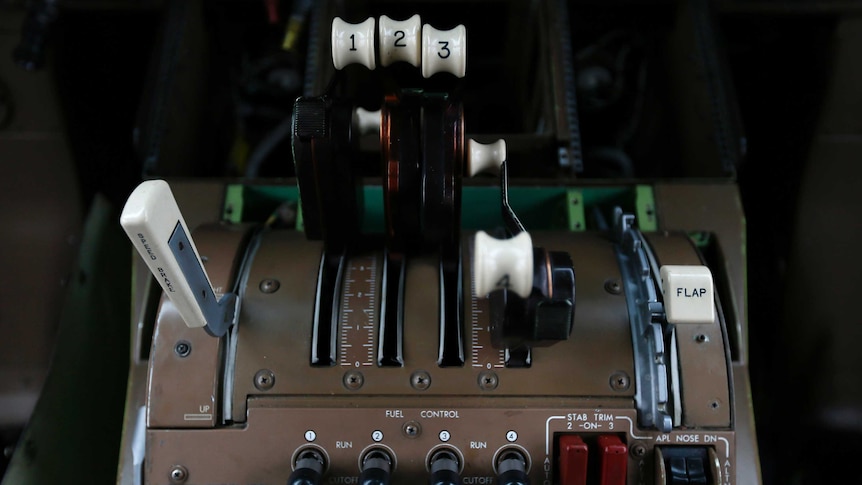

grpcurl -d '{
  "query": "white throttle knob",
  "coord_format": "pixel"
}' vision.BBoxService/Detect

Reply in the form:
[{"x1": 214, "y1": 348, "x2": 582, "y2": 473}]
[
  {"x1": 422, "y1": 24, "x2": 466, "y2": 78},
  {"x1": 468, "y1": 139, "x2": 506, "y2": 176},
  {"x1": 473, "y1": 231, "x2": 534, "y2": 299},
  {"x1": 379, "y1": 14, "x2": 421, "y2": 67},
  {"x1": 353, "y1": 107, "x2": 381, "y2": 136},
  {"x1": 332, "y1": 17, "x2": 376, "y2": 70}
]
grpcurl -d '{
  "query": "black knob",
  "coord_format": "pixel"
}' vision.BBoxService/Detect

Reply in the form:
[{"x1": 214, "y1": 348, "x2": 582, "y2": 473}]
[
  {"x1": 428, "y1": 449, "x2": 460, "y2": 485},
  {"x1": 497, "y1": 450, "x2": 530, "y2": 485},
  {"x1": 287, "y1": 449, "x2": 325, "y2": 485},
  {"x1": 359, "y1": 450, "x2": 392, "y2": 485}
]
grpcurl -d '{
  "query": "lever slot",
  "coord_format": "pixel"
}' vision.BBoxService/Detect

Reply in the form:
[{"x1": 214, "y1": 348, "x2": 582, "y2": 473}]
[
  {"x1": 438, "y1": 247, "x2": 465, "y2": 367},
  {"x1": 379, "y1": 250, "x2": 405, "y2": 366},
  {"x1": 311, "y1": 250, "x2": 346, "y2": 366}
]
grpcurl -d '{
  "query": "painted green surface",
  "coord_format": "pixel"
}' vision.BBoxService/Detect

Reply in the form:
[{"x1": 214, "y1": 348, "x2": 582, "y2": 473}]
[{"x1": 224, "y1": 184, "x2": 656, "y2": 233}]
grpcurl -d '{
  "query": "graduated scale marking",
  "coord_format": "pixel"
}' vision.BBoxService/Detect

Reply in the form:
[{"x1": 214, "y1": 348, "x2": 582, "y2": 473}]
[{"x1": 339, "y1": 256, "x2": 378, "y2": 367}]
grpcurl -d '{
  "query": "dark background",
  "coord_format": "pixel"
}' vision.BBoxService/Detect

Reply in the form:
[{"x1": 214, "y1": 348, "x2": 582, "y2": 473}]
[{"x1": 1, "y1": 1, "x2": 861, "y2": 484}]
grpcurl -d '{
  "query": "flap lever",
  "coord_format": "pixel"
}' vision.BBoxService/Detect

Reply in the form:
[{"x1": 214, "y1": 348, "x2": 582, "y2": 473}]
[{"x1": 120, "y1": 180, "x2": 236, "y2": 337}]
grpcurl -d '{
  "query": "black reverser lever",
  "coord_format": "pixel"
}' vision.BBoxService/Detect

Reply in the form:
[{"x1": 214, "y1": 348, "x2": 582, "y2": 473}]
[{"x1": 472, "y1": 162, "x2": 576, "y2": 366}]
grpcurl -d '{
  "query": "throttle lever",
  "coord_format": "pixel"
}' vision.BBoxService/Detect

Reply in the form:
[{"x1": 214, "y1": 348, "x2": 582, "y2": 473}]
[{"x1": 120, "y1": 180, "x2": 237, "y2": 337}]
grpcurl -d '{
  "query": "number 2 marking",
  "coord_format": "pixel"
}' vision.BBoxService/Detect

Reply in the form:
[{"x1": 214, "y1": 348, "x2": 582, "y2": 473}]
[
  {"x1": 394, "y1": 30, "x2": 406, "y2": 47},
  {"x1": 349, "y1": 34, "x2": 357, "y2": 51},
  {"x1": 437, "y1": 40, "x2": 450, "y2": 59}
]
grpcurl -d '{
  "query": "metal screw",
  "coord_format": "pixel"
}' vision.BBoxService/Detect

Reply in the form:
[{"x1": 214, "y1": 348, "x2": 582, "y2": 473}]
[
  {"x1": 259, "y1": 279, "x2": 280, "y2": 294},
  {"x1": 254, "y1": 369, "x2": 275, "y2": 391},
  {"x1": 174, "y1": 341, "x2": 191, "y2": 358},
  {"x1": 478, "y1": 371, "x2": 499, "y2": 391},
  {"x1": 610, "y1": 372, "x2": 630, "y2": 391},
  {"x1": 411, "y1": 371, "x2": 431, "y2": 391},
  {"x1": 630, "y1": 442, "x2": 647, "y2": 458},
  {"x1": 710, "y1": 400, "x2": 720, "y2": 410},
  {"x1": 604, "y1": 279, "x2": 622, "y2": 295},
  {"x1": 169, "y1": 465, "x2": 188, "y2": 483},
  {"x1": 695, "y1": 334, "x2": 709, "y2": 344},
  {"x1": 403, "y1": 420, "x2": 421, "y2": 438},
  {"x1": 343, "y1": 371, "x2": 364, "y2": 390}
]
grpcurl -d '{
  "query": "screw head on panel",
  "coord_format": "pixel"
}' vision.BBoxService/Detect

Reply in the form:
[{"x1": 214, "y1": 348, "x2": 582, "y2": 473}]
[
  {"x1": 174, "y1": 341, "x2": 191, "y2": 358},
  {"x1": 610, "y1": 372, "x2": 630, "y2": 392},
  {"x1": 604, "y1": 279, "x2": 622, "y2": 295},
  {"x1": 411, "y1": 371, "x2": 431, "y2": 391},
  {"x1": 254, "y1": 369, "x2": 275, "y2": 391},
  {"x1": 343, "y1": 371, "x2": 365, "y2": 390},
  {"x1": 259, "y1": 279, "x2": 280, "y2": 293},
  {"x1": 478, "y1": 371, "x2": 499, "y2": 391},
  {"x1": 169, "y1": 465, "x2": 188, "y2": 483}
]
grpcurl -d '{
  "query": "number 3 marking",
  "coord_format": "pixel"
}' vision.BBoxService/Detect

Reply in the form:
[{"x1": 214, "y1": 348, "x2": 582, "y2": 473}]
[{"x1": 437, "y1": 41, "x2": 450, "y2": 59}]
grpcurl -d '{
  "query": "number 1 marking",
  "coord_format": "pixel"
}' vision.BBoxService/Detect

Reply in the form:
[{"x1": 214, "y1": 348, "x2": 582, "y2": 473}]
[{"x1": 349, "y1": 34, "x2": 357, "y2": 51}]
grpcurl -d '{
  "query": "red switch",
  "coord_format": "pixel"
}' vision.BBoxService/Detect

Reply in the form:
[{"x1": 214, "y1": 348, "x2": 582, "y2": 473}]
[
  {"x1": 598, "y1": 435, "x2": 627, "y2": 485},
  {"x1": 558, "y1": 435, "x2": 588, "y2": 485}
]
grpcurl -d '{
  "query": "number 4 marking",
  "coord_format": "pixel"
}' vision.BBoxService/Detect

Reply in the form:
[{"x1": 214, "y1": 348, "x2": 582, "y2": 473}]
[{"x1": 496, "y1": 274, "x2": 510, "y2": 289}]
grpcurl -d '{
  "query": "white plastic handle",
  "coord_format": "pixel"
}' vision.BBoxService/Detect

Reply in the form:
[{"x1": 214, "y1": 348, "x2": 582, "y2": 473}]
[
  {"x1": 120, "y1": 180, "x2": 214, "y2": 329},
  {"x1": 421, "y1": 24, "x2": 466, "y2": 78},
  {"x1": 468, "y1": 139, "x2": 506, "y2": 176},
  {"x1": 379, "y1": 14, "x2": 422, "y2": 67},
  {"x1": 473, "y1": 231, "x2": 534, "y2": 299},
  {"x1": 353, "y1": 107, "x2": 381, "y2": 136},
  {"x1": 332, "y1": 17, "x2": 376, "y2": 70}
]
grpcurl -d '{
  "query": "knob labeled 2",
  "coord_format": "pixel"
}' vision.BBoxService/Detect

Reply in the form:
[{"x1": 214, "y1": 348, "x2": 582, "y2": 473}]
[{"x1": 379, "y1": 14, "x2": 421, "y2": 67}]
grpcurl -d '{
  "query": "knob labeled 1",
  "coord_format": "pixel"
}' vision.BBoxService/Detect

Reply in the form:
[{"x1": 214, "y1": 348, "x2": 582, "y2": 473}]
[
  {"x1": 120, "y1": 180, "x2": 236, "y2": 337},
  {"x1": 332, "y1": 17, "x2": 376, "y2": 70}
]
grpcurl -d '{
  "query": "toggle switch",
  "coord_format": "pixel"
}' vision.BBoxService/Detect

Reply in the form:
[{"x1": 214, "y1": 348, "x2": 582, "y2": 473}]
[
  {"x1": 428, "y1": 449, "x2": 461, "y2": 485},
  {"x1": 659, "y1": 265, "x2": 715, "y2": 324},
  {"x1": 288, "y1": 448, "x2": 326, "y2": 485},
  {"x1": 331, "y1": 17, "x2": 376, "y2": 70},
  {"x1": 558, "y1": 435, "x2": 588, "y2": 485},
  {"x1": 597, "y1": 435, "x2": 627, "y2": 485},
  {"x1": 378, "y1": 14, "x2": 421, "y2": 67},
  {"x1": 120, "y1": 180, "x2": 237, "y2": 337},
  {"x1": 359, "y1": 449, "x2": 393, "y2": 485},
  {"x1": 473, "y1": 231, "x2": 534, "y2": 299},
  {"x1": 467, "y1": 139, "x2": 506, "y2": 176},
  {"x1": 496, "y1": 450, "x2": 529, "y2": 485},
  {"x1": 421, "y1": 24, "x2": 466, "y2": 78}
]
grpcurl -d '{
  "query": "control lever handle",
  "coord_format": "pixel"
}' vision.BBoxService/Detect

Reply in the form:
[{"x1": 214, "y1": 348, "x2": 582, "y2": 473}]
[
  {"x1": 120, "y1": 180, "x2": 236, "y2": 337},
  {"x1": 473, "y1": 231, "x2": 534, "y2": 299}
]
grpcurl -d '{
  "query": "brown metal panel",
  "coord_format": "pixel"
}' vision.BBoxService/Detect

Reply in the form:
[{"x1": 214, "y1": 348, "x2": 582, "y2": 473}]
[
  {"x1": 146, "y1": 224, "x2": 250, "y2": 428},
  {"x1": 653, "y1": 183, "x2": 747, "y2": 364},
  {"x1": 228, "y1": 231, "x2": 633, "y2": 424},
  {"x1": 645, "y1": 233, "x2": 731, "y2": 428},
  {"x1": 146, "y1": 398, "x2": 739, "y2": 485}
]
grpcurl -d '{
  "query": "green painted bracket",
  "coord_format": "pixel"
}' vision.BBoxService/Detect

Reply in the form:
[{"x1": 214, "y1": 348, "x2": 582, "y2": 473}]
[
  {"x1": 635, "y1": 185, "x2": 657, "y2": 232},
  {"x1": 567, "y1": 190, "x2": 585, "y2": 232}
]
